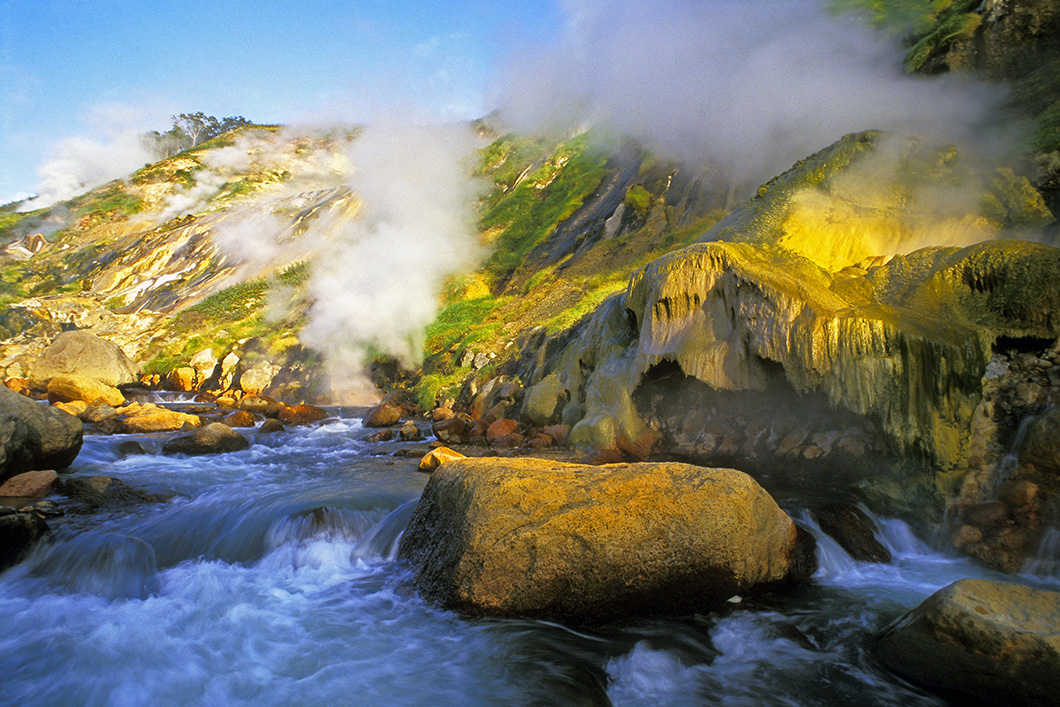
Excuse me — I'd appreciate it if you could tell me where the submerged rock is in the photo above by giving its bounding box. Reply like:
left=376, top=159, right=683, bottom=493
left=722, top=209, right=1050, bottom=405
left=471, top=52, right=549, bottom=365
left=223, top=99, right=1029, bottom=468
left=162, top=422, right=250, bottom=456
left=0, top=387, right=83, bottom=483
left=58, top=475, right=158, bottom=508
left=0, top=512, right=49, bottom=570
left=398, top=458, right=815, bottom=623
left=875, top=578, right=1060, bottom=706
left=813, top=503, right=891, bottom=563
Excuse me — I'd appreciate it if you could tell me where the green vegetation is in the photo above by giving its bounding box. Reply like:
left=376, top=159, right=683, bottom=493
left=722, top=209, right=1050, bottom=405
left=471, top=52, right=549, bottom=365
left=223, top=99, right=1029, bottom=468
left=75, top=182, right=144, bottom=221
left=0, top=263, right=28, bottom=306
left=623, top=185, right=653, bottom=214
left=478, top=133, right=609, bottom=281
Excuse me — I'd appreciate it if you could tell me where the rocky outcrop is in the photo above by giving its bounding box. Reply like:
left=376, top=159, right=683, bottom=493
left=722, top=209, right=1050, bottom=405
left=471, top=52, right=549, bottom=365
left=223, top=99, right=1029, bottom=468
left=162, top=422, right=250, bottom=456
left=875, top=578, right=1060, bottom=706
left=510, top=132, right=1059, bottom=515
left=0, top=387, right=83, bottom=483
left=28, top=330, right=139, bottom=388
left=398, top=458, right=815, bottom=623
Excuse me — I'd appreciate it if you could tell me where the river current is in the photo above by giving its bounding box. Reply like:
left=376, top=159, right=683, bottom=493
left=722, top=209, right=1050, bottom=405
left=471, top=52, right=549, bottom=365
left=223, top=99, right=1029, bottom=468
left=0, top=408, right=1053, bottom=706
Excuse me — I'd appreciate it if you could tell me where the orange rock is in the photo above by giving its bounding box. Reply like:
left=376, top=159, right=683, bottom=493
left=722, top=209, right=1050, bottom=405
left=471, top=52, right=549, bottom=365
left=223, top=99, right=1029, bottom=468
left=543, top=424, right=571, bottom=446
left=279, top=403, right=329, bottom=426
left=121, top=409, right=203, bottom=433
left=4, top=378, right=32, bottom=395
left=47, top=374, right=124, bottom=407
left=492, top=432, right=524, bottom=449
left=0, top=470, right=58, bottom=499
left=418, top=446, right=466, bottom=472
left=486, top=419, right=519, bottom=443
left=54, top=400, right=89, bottom=417
left=431, top=407, right=455, bottom=422
left=365, top=402, right=402, bottom=428
left=223, top=410, right=256, bottom=428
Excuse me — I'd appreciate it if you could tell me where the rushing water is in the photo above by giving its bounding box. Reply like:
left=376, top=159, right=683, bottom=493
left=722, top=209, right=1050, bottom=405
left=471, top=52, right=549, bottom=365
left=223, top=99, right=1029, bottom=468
left=1, top=411, right=1054, bottom=706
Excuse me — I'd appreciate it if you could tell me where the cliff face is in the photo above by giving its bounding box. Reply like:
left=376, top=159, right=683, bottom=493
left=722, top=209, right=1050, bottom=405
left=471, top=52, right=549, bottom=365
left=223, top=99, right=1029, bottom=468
left=513, top=132, right=1060, bottom=528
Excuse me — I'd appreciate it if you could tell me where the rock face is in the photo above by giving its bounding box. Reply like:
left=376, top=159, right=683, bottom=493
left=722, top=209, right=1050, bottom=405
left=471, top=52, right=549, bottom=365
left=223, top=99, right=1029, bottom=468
left=875, top=578, right=1060, bottom=706
left=162, top=422, right=250, bottom=456
left=29, top=330, right=139, bottom=387
left=398, top=458, right=814, bottom=623
left=0, top=387, right=83, bottom=483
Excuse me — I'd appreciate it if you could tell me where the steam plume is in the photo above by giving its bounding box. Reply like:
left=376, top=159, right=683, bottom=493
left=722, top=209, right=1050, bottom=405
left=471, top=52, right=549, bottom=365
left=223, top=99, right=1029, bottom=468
left=496, top=0, right=1009, bottom=193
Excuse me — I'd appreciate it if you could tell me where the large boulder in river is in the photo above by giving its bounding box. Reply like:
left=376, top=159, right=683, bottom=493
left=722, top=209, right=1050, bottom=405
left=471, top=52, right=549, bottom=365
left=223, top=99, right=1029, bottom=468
left=162, top=422, right=250, bottom=456
left=875, top=578, right=1060, bottom=706
left=398, top=458, right=815, bottom=623
left=29, top=330, right=139, bottom=388
left=0, top=387, right=83, bottom=483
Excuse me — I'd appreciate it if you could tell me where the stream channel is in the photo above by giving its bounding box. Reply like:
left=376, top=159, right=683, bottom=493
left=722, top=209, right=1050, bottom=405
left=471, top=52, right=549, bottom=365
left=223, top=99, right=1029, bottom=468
left=1, top=404, right=1056, bottom=706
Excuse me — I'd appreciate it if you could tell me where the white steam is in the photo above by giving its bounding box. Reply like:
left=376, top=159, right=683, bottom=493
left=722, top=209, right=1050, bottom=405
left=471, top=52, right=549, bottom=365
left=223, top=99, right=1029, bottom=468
left=497, top=0, right=1008, bottom=192
left=19, top=102, right=157, bottom=210
left=298, top=122, right=485, bottom=402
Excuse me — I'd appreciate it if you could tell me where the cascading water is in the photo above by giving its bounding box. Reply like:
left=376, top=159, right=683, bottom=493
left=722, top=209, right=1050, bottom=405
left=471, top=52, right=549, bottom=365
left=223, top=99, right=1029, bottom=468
left=1, top=413, right=1056, bottom=706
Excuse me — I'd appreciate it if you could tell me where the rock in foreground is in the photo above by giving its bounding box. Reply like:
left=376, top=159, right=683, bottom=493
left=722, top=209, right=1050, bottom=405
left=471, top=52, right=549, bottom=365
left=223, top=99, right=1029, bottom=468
left=162, top=422, right=250, bottom=456
left=0, top=387, right=83, bottom=483
left=875, top=578, right=1060, bottom=706
left=398, top=458, right=815, bottom=623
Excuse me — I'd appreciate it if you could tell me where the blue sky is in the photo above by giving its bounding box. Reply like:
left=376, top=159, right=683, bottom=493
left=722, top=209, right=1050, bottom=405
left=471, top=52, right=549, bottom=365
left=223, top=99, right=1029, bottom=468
left=0, top=0, right=564, bottom=203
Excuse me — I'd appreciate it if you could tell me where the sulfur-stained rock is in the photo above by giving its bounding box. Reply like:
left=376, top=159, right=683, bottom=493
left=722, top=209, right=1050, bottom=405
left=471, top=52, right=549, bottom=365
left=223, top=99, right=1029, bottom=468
left=278, top=403, right=329, bottom=426
left=46, top=374, right=125, bottom=407
left=119, top=407, right=202, bottom=433
left=398, top=458, right=815, bottom=623
left=162, top=422, right=250, bottom=456
left=53, top=400, right=89, bottom=417
left=418, top=446, right=466, bottom=472
left=168, top=367, right=197, bottom=392
left=222, top=410, right=256, bottom=428
left=875, top=578, right=1060, bottom=706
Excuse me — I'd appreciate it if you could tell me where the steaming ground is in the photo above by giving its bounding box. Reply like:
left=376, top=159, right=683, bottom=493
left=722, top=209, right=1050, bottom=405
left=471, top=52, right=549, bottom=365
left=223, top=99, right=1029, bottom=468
left=495, top=0, right=1011, bottom=197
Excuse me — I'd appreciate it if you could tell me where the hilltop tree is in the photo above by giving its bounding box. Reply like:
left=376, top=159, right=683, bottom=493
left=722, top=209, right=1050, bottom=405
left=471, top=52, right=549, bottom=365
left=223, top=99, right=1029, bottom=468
left=143, top=113, right=255, bottom=158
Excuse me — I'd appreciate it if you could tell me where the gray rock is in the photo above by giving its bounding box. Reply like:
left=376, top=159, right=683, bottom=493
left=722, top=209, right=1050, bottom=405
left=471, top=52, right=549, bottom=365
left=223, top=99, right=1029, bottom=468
left=875, top=578, right=1060, bottom=707
left=0, top=387, right=83, bottom=483
left=28, top=330, right=139, bottom=387
left=59, top=475, right=159, bottom=507
left=162, top=422, right=250, bottom=456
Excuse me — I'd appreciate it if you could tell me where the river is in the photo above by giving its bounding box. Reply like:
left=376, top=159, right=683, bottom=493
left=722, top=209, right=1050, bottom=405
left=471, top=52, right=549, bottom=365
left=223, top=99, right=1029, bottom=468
left=0, top=408, right=1053, bottom=706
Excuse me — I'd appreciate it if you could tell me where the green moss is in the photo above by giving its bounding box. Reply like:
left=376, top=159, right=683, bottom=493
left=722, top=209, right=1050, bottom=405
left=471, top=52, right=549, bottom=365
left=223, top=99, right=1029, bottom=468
left=75, top=182, right=144, bottom=220
left=905, top=8, right=982, bottom=72
left=423, top=295, right=505, bottom=353
left=623, top=185, right=653, bottom=214
left=479, top=133, right=609, bottom=281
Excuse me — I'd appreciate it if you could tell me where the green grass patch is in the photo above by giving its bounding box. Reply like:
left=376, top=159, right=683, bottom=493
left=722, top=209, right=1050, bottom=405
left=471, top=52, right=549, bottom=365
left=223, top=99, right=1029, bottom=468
left=424, top=295, right=505, bottom=353
left=75, top=182, right=144, bottom=220
left=479, top=133, right=609, bottom=281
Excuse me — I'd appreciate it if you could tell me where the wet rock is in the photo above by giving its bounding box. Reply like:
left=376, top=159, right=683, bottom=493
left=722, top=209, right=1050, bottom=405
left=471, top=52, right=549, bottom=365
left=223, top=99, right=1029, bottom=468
left=875, top=578, right=1060, bottom=707
left=430, top=406, right=455, bottom=422
left=951, top=524, right=983, bottom=548
left=278, top=403, right=329, bottom=426
left=29, top=330, right=139, bottom=388
left=365, top=429, right=394, bottom=443
left=0, top=470, right=58, bottom=499
left=813, top=503, right=891, bottom=563
left=59, top=476, right=158, bottom=507
left=399, top=459, right=815, bottom=623
left=0, top=512, right=49, bottom=570
left=365, top=401, right=402, bottom=428
left=999, top=479, right=1039, bottom=508
left=963, top=501, right=1010, bottom=528
left=222, top=410, right=256, bottom=428
left=522, top=373, right=566, bottom=427
left=239, top=395, right=284, bottom=418
left=399, top=420, right=424, bottom=442
left=258, top=418, right=285, bottom=434
left=115, top=440, right=147, bottom=457
left=162, top=422, right=251, bottom=456
left=1018, top=406, right=1060, bottom=473
left=492, top=432, right=525, bottom=449
left=0, top=387, right=83, bottom=483
left=80, top=404, right=117, bottom=424
left=418, top=446, right=466, bottom=472
left=119, top=406, right=202, bottom=433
